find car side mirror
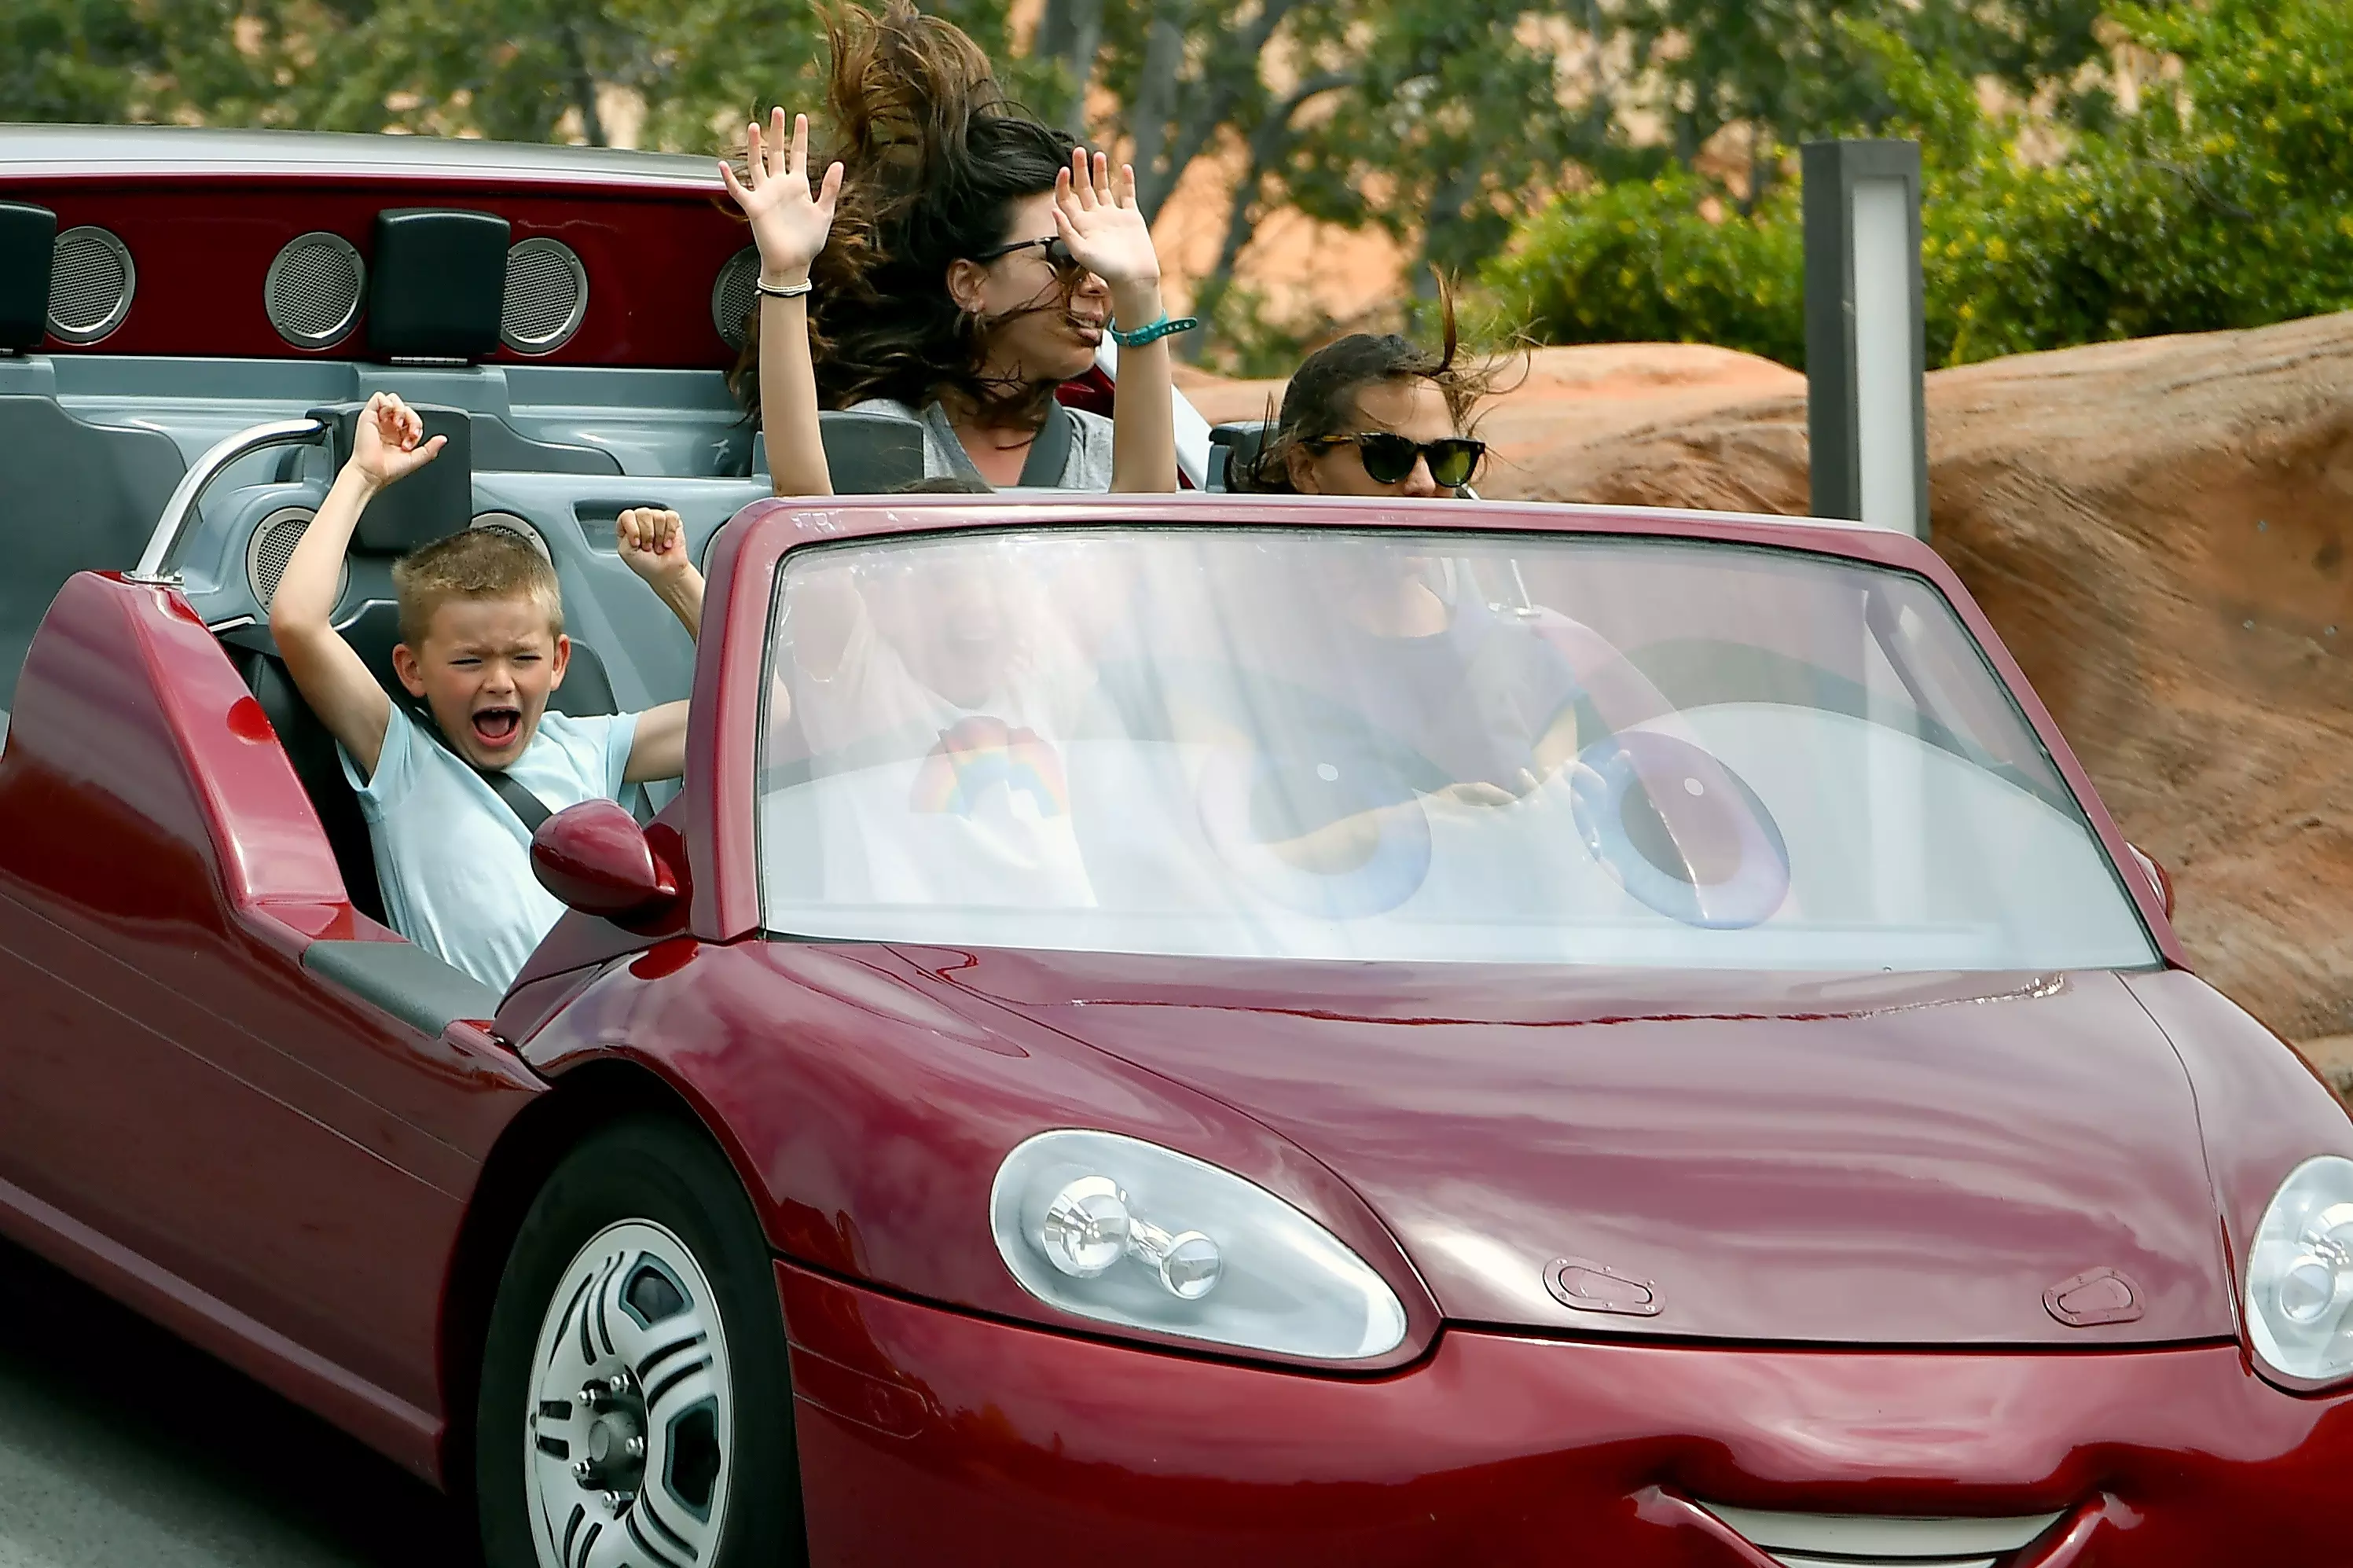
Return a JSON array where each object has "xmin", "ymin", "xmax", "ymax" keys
[
  {"xmin": 2124, "ymin": 842, "xmax": 2173, "ymax": 920},
  {"xmin": 531, "ymin": 799, "xmax": 681, "ymax": 925}
]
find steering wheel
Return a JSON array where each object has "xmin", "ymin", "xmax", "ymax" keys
[{"xmin": 1569, "ymin": 729, "xmax": 1790, "ymax": 929}]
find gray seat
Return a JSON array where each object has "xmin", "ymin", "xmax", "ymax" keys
[
  {"xmin": 753, "ymin": 409, "xmax": 928, "ymax": 491},
  {"xmin": 0, "ymin": 396, "xmax": 187, "ymax": 706}
]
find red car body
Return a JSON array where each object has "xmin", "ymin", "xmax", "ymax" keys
[{"xmin": 1, "ymin": 128, "xmax": 2347, "ymax": 1568}]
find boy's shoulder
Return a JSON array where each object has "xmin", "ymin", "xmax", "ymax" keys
[{"xmin": 519, "ymin": 707, "xmax": 641, "ymax": 796}]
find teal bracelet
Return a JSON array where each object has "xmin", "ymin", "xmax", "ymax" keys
[{"xmin": 1108, "ymin": 314, "xmax": 1199, "ymax": 349}]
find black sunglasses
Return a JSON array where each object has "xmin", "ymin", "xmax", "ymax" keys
[
  {"xmin": 1309, "ymin": 432, "xmax": 1485, "ymax": 488},
  {"xmin": 970, "ymin": 234, "xmax": 1084, "ymax": 274}
]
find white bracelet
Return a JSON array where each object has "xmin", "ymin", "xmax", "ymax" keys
[{"xmin": 756, "ymin": 277, "xmax": 813, "ymax": 299}]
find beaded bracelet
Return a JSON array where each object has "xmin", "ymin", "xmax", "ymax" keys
[
  {"xmin": 756, "ymin": 277, "xmax": 814, "ymax": 299},
  {"xmin": 1108, "ymin": 314, "xmax": 1199, "ymax": 349}
]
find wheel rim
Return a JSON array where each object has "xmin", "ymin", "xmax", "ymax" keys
[{"xmin": 525, "ymin": 1220, "xmax": 735, "ymax": 1568}]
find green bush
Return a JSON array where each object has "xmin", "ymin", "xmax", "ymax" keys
[
  {"xmin": 1483, "ymin": 171, "xmax": 1808, "ymax": 365},
  {"xmin": 1485, "ymin": 0, "xmax": 2353, "ymax": 369}
]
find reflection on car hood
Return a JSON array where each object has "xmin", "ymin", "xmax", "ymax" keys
[{"xmin": 927, "ymin": 953, "xmax": 2232, "ymax": 1346}]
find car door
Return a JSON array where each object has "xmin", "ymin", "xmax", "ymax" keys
[{"xmin": 0, "ymin": 570, "xmax": 541, "ymax": 1438}]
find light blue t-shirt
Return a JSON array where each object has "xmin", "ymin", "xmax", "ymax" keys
[{"xmin": 340, "ymin": 705, "xmax": 641, "ymax": 991}]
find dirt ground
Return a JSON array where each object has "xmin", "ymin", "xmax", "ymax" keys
[{"xmin": 1179, "ymin": 315, "xmax": 2353, "ymax": 1078}]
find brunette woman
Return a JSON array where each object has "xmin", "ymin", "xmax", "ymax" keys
[
  {"xmin": 726, "ymin": 1, "xmax": 1182, "ymax": 492},
  {"xmin": 1233, "ymin": 282, "xmax": 1503, "ymax": 500}
]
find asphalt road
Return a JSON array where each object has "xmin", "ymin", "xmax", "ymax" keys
[{"xmin": 0, "ymin": 1238, "xmax": 480, "ymax": 1568}]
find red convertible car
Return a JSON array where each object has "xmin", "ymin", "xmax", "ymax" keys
[{"xmin": 2, "ymin": 126, "xmax": 2349, "ymax": 1568}]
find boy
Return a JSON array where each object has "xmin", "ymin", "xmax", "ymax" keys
[{"xmin": 272, "ymin": 391, "xmax": 702, "ymax": 990}]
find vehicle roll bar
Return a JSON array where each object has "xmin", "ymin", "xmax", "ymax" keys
[{"xmin": 126, "ymin": 416, "xmax": 329, "ymax": 586}]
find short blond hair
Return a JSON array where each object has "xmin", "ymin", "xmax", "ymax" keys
[{"xmin": 391, "ymin": 530, "xmax": 563, "ymax": 648}]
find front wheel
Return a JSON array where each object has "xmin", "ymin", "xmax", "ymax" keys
[{"xmin": 476, "ymin": 1117, "xmax": 804, "ymax": 1568}]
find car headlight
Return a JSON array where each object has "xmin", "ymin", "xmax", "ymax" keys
[
  {"xmin": 989, "ymin": 1129, "xmax": 1408, "ymax": 1361},
  {"xmin": 2247, "ymin": 1155, "xmax": 2353, "ymax": 1386}
]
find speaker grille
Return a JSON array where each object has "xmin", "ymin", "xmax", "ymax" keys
[
  {"xmin": 470, "ymin": 511, "xmax": 553, "ymax": 562},
  {"xmin": 48, "ymin": 225, "xmax": 134, "ymax": 344},
  {"xmin": 501, "ymin": 236, "xmax": 588, "ymax": 354},
  {"xmin": 264, "ymin": 233, "xmax": 365, "ymax": 349},
  {"xmin": 711, "ymin": 246, "xmax": 759, "ymax": 351},
  {"xmin": 245, "ymin": 507, "xmax": 349, "ymax": 611}
]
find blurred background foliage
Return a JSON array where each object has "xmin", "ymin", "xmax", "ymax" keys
[
  {"xmin": 3, "ymin": 0, "xmax": 2350, "ymax": 372},
  {"xmin": 1486, "ymin": 0, "xmax": 2353, "ymax": 368}
]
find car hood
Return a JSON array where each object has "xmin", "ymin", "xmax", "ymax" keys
[{"xmin": 922, "ymin": 951, "xmax": 2234, "ymax": 1345}]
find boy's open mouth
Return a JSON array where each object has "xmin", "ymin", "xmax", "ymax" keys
[{"xmin": 472, "ymin": 706, "xmax": 523, "ymax": 747}]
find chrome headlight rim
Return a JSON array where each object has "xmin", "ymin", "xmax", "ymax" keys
[
  {"xmin": 2245, "ymin": 1152, "xmax": 2353, "ymax": 1394},
  {"xmin": 988, "ymin": 1126, "xmax": 1418, "ymax": 1369}
]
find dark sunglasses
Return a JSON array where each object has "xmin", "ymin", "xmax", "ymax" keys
[
  {"xmin": 1309, "ymin": 432, "xmax": 1485, "ymax": 488},
  {"xmin": 970, "ymin": 234, "xmax": 1084, "ymax": 274}
]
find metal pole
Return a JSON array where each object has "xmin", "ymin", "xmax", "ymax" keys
[{"xmin": 1803, "ymin": 139, "xmax": 1929, "ymax": 539}]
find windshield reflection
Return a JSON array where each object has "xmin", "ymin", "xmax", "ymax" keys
[{"xmin": 755, "ymin": 528, "xmax": 2154, "ymax": 972}]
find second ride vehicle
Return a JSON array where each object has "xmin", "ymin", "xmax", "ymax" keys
[{"xmin": 0, "ymin": 124, "xmax": 2347, "ymax": 1568}]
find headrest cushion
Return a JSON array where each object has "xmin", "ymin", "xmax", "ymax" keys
[
  {"xmin": 310, "ymin": 401, "xmax": 475, "ymax": 553},
  {"xmin": 367, "ymin": 208, "xmax": 509, "ymax": 362},
  {"xmin": 0, "ymin": 203, "xmax": 57, "ymax": 352}
]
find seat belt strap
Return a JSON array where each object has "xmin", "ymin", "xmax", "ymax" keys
[
  {"xmin": 405, "ymin": 703, "xmax": 554, "ymax": 835},
  {"xmin": 1016, "ymin": 399, "xmax": 1076, "ymax": 487}
]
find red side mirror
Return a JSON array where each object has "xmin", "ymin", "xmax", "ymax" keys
[
  {"xmin": 531, "ymin": 799, "xmax": 681, "ymax": 925},
  {"xmin": 2125, "ymin": 842, "xmax": 2174, "ymax": 920}
]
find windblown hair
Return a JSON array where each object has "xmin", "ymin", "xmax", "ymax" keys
[
  {"xmin": 391, "ymin": 531, "xmax": 563, "ymax": 648},
  {"xmin": 729, "ymin": 1, "xmax": 1081, "ymax": 428},
  {"xmin": 1233, "ymin": 274, "xmax": 1522, "ymax": 494}
]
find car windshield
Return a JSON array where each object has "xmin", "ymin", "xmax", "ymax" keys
[{"xmin": 755, "ymin": 526, "xmax": 2157, "ymax": 971}]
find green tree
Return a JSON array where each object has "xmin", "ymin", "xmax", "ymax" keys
[
  {"xmin": 0, "ymin": 0, "xmax": 280, "ymax": 125},
  {"xmin": 1607, "ymin": 0, "xmax": 2117, "ymax": 199},
  {"xmin": 1486, "ymin": 0, "xmax": 2353, "ymax": 368},
  {"xmin": 1282, "ymin": 0, "xmax": 1577, "ymax": 288}
]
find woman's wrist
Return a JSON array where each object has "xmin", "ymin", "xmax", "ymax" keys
[
  {"xmin": 758, "ymin": 262, "xmax": 813, "ymax": 289},
  {"xmin": 1108, "ymin": 279, "xmax": 1165, "ymax": 329}
]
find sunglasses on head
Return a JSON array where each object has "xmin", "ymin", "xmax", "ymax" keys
[
  {"xmin": 1309, "ymin": 432, "xmax": 1486, "ymax": 488},
  {"xmin": 970, "ymin": 234, "xmax": 1084, "ymax": 274}
]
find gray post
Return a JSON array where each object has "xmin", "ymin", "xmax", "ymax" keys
[{"xmin": 1803, "ymin": 140, "xmax": 1928, "ymax": 539}]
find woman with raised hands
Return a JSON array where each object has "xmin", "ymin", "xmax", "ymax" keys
[{"xmin": 721, "ymin": 2, "xmax": 1182, "ymax": 494}]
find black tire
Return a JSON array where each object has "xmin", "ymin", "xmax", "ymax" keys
[{"xmin": 476, "ymin": 1115, "xmax": 805, "ymax": 1568}]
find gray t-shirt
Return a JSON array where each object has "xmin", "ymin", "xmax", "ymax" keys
[{"xmin": 850, "ymin": 397, "xmax": 1115, "ymax": 491}]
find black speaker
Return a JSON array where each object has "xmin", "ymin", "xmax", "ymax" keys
[
  {"xmin": 0, "ymin": 202, "xmax": 57, "ymax": 351},
  {"xmin": 310, "ymin": 400, "xmax": 475, "ymax": 553},
  {"xmin": 366, "ymin": 208, "xmax": 510, "ymax": 362}
]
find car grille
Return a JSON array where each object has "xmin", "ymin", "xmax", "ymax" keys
[{"xmin": 1698, "ymin": 1503, "xmax": 2065, "ymax": 1568}]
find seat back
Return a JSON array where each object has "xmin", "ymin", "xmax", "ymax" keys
[{"xmin": 0, "ymin": 396, "xmax": 187, "ymax": 706}]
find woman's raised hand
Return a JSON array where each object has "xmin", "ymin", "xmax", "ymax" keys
[
  {"xmin": 1052, "ymin": 149, "xmax": 1162, "ymax": 293},
  {"xmin": 720, "ymin": 108, "xmax": 844, "ymax": 285}
]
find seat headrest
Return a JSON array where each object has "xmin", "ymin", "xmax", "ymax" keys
[
  {"xmin": 0, "ymin": 202, "xmax": 57, "ymax": 352},
  {"xmin": 310, "ymin": 401, "xmax": 475, "ymax": 554},
  {"xmin": 368, "ymin": 209, "xmax": 510, "ymax": 362},
  {"xmin": 1206, "ymin": 420, "xmax": 1270, "ymax": 491}
]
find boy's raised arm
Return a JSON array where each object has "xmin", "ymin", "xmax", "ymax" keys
[
  {"xmin": 721, "ymin": 109, "xmax": 842, "ymax": 501},
  {"xmin": 272, "ymin": 391, "xmax": 442, "ymax": 780},
  {"xmin": 614, "ymin": 505, "xmax": 699, "ymax": 784}
]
